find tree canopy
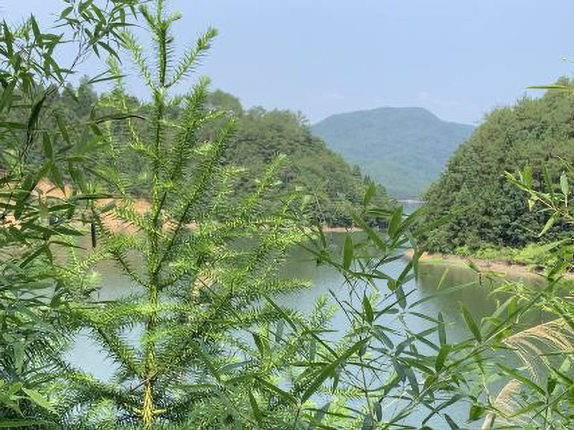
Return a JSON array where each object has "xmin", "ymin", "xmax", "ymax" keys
[
  {"xmin": 421, "ymin": 78, "xmax": 574, "ymax": 253},
  {"xmin": 36, "ymin": 84, "xmax": 392, "ymax": 227}
]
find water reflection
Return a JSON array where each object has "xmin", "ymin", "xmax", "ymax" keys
[{"xmin": 64, "ymin": 230, "xmax": 551, "ymax": 429}]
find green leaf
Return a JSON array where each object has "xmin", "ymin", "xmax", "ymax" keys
[
  {"xmin": 264, "ymin": 295, "xmax": 298, "ymax": 332},
  {"xmin": 342, "ymin": 234, "xmax": 353, "ymax": 270},
  {"xmin": 311, "ymin": 402, "xmax": 331, "ymax": 425},
  {"xmin": 438, "ymin": 312, "xmax": 446, "ymax": 346},
  {"xmin": 42, "ymin": 132, "xmax": 53, "ymax": 159},
  {"xmin": 373, "ymin": 325, "xmax": 394, "ymax": 349},
  {"xmin": 252, "ymin": 333, "xmax": 267, "ymax": 358},
  {"xmin": 362, "ymin": 294, "xmax": 374, "ymax": 324},
  {"xmin": 26, "ymin": 92, "xmax": 49, "ymax": 141},
  {"xmin": 522, "ymin": 164, "xmax": 533, "ymax": 188},
  {"xmin": 497, "ymin": 364, "xmax": 545, "ymax": 396},
  {"xmin": 542, "ymin": 165, "xmax": 555, "ymax": 198},
  {"xmin": 97, "ymin": 41, "xmax": 120, "ymax": 60},
  {"xmin": 60, "ymin": 6, "xmax": 74, "ymax": 18},
  {"xmin": 275, "ymin": 320, "xmax": 284, "ymax": 343},
  {"xmin": 374, "ymin": 402, "xmax": 382, "ymax": 422},
  {"xmin": 395, "ymin": 284, "xmax": 406, "ymax": 309},
  {"xmin": 248, "ymin": 391, "xmax": 263, "ymax": 427},
  {"xmin": 350, "ymin": 211, "xmax": 387, "ymax": 253},
  {"xmin": 91, "ymin": 113, "xmax": 146, "ymax": 124},
  {"xmin": 539, "ymin": 212, "xmax": 559, "ymax": 237},
  {"xmin": 0, "ymin": 122, "xmax": 27, "ymax": 130},
  {"xmin": 404, "ymin": 366, "xmax": 419, "ymax": 397},
  {"xmin": 22, "ymin": 388, "xmax": 55, "ymax": 413},
  {"xmin": 528, "ymin": 85, "xmax": 573, "ymax": 91},
  {"xmin": 55, "ymin": 113, "xmax": 70, "ymax": 144},
  {"xmin": 363, "ymin": 182, "xmax": 376, "ymax": 207},
  {"xmin": 461, "ymin": 305, "xmax": 481, "ymax": 342},
  {"xmin": 547, "ymin": 377, "xmax": 557, "ymax": 395},
  {"xmin": 361, "ymin": 413, "xmax": 373, "ymax": 430},
  {"xmin": 560, "ymin": 172, "xmax": 569, "ymax": 196},
  {"xmin": 86, "ymin": 72, "xmax": 126, "ymax": 85},
  {"xmin": 434, "ymin": 344, "xmax": 451, "ymax": 372},
  {"xmin": 413, "ymin": 212, "xmax": 455, "ymax": 238},
  {"xmin": 444, "ymin": 414, "xmax": 460, "ymax": 429},
  {"xmin": 13, "ymin": 342, "xmax": 24, "ymax": 373},
  {"xmin": 30, "ymin": 16, "xmax": 43, "ymax": 47},
  {"xmin": 253, "ymin": 377, "xmax": 297, "ymax": 405},
  {"xmin": 387, "ymin": 206, "xmax": 403, "ymax": 238},
  {"xmin": 53, "ymin": 226, "xmax": 84, "ymax": 237},
  {"xmin": 468, "ymin": 405, "xmax": 486, "ymax": 422},
  {"xmin": 301, "ymin": 338, "xmax": 368, "ymax": 403}
]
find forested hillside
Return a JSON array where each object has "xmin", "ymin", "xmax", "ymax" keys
[
  {"xmin": 40, "ymin": 84, "xmax": 389, "ymax": 226},
  {"xmin": 421, "ymin": 79, "xmax": 574, "ymax": 253},
  {"xmin": 312, "ymin": 107, "xmax": 474, "ymax": 198}
]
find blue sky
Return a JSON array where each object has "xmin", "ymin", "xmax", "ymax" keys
[{"xmin": 3, "ymin": 0, "xmax": 574, "ymax": 125}]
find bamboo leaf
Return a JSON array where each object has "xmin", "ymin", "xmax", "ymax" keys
[
  {"xmin": 461, "ymin": 305, "xmax": 481, "ymax": 342},
  {"xmin": 22, "ymin": 388, "xmax": 55, "ymax": 413},
  {"xmin": 438, "ymin": 312, "xmax": 446, "ymax": 346},
  {"xmin": 539, "ymin": 212, "xmax": 559, "ymax": 237},
  {"xmin": 468, "ymin": 405, "xmax": 486, "ymax": 422},
  {"xmin": 55, "ymin": 113, "xmax": 70, "ymax": 144},
  {"xmin": 248, "ymin": 391, "xmax": 263, "ymax": 427},
  {"xmin": 497, "ymin": 364, "xmax": 545, "ymax": 396},
  {"xmin": 434, "ymin": 344, "xmax": 451, "ymax": 372},
  {"xmin": 444, "ymin": 414, "xmax": 460, "ymax": 429},
  {"xmin": 301, "ymin": 338, "xmax": 368, "ymax": 403},
  {"xmin": 253, "ymin": 377, "xmax": 297, "ymax": 405},
  {"xmin": 343, "ymin": 234, "xmax": 353, "ymax": 270},
  {"xmin": 363, "ymin": 294, "xmax": 374, "ymax": 324},
  {"xmin": 387, "ymin": 206, "xmax": 403, "ymax": 238},
  {"xmin": 361, "ymin": 413, "xmax": 373, "ymax": 430},
  {"xmin": 363, "ymin": 182, "xmax": 376, "ymax": 207}
]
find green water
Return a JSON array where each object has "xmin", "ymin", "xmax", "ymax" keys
[{"xmin": 64, "ymin": 231, "xmax": 547, "ymax": 429}]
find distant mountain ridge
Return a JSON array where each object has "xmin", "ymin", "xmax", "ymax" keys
[{"xmin": 311, "ymin": 107, "xmax": 474, "ymax": 198}]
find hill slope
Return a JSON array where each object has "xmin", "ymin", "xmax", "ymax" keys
[
  {"xmin": 41, "ymin": 86, "xmax": 391, "ymax": 226},
  {"xmin": 312, "ymin": 107, "xmax": 474, "ymax": 198},
  {"xmin": 421, "ymin": 81, "xmax": 574, "ymax": 253},
  {"xmin": 203, "ymin": 91, "xmax": 391, "ymax": 225}
]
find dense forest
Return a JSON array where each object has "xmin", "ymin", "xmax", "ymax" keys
[
  {"xmin": 312, "ymin": 107, "xmax": 473, "ymax": 198},
  {"xmin": 44, "ymin": 82, "xmax": 390, "ymax": 226},
  {"xmin": 421, "ymin": 79, "xmax": 574, "ymax": 254}
]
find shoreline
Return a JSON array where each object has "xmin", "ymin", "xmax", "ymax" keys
[
  {"xmin": 99, "ymin": 210, "xmax": 363, "ymax": 234},
  {"xmin": 31, "ymin": 182, "xmax": 362, "ymax": 234},
  {"xmin": 406, "ymin": 249, "xmax": 574, "ymax": 280}
]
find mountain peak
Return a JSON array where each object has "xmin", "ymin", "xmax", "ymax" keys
[{"xmin": 312, "ymin": 107, "xmax": 474, "ymax": 198}]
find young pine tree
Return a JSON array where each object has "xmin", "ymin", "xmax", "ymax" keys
[{"xmin": 57, "ymin": 1, "xmax": 316, "ymax": 427}]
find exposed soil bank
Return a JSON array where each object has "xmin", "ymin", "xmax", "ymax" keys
[
  {"xmin": 406, "ymin": 249, "xmax": 574, "ymax": 280},
  {"xmin": 30, "ymin": 181, "xmax": 360, "ymax": 234}
]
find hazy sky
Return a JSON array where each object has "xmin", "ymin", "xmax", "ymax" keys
[{"xmin": 3, "ymin": 0, "xmax": 574, "ymax": 125}]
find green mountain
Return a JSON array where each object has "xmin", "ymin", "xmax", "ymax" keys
[
  {"xmin": 38, "ymin": 85, "xmax": 391, "ymax": 227},
  {"xmin": 421, "ymin": 79, "xmax": 574, "ymax": 253},
  {"xmin": 202, "ymin": 91, "xmax": 391, "ymax": 225},
  {"xmin": 311, "ymin": 107, "xmax": 474, "ymax": 198}
]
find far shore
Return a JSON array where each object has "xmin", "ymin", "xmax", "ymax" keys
[
  {"xmin": 31, "ymin": 181, "xmax": 363, "ymax": 234},
  {"xmin": 406, "ymin": 249, "xmax": 574, "ymax": 280}
]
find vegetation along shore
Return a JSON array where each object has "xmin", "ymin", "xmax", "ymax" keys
[{"xmin": 4, "ymin": 0, "xmax": 574, "ymax": 429}]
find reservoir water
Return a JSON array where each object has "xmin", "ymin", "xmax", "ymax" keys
[{"xmin": 65, "ymin": 215, "xmax": 548, "ymax": 428}]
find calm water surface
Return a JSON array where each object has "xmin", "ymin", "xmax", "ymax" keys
[{"xmin": 66, "ymin": 209, "xmax": 547, "ymax": 429}]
